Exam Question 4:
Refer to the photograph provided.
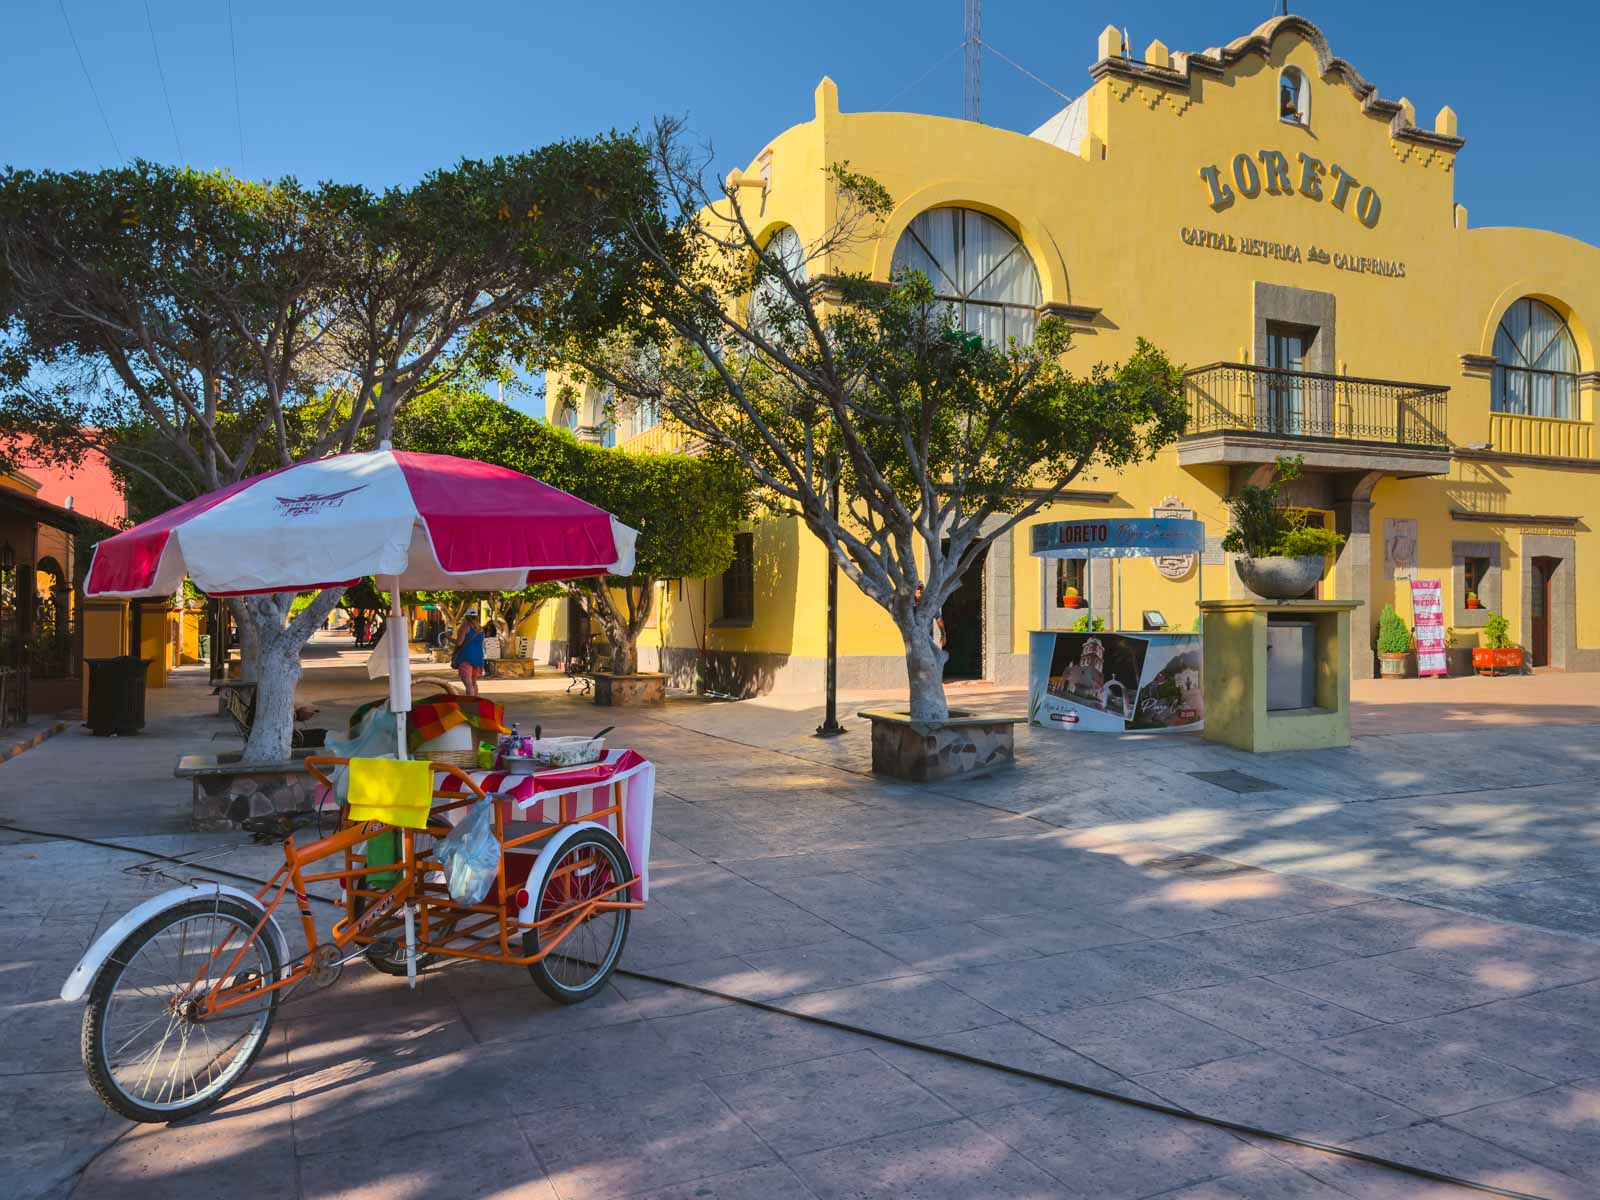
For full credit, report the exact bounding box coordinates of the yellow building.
[539,15,1600,693]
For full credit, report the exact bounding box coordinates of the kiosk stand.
[1197,599,1362,753]
[1028,518,1207,733]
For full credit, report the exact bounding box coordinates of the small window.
[1053,559,1086,609]
[1279,67,1309,127]
[720,532,755,624]
[1464,556,1490,598]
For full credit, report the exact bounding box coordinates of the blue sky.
[7,3,1597,412]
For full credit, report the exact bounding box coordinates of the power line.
[981,39,1075,106]
[143,0,185,163]
[226,0,245,175]
[885,42,964,108]
[58,0,124,163]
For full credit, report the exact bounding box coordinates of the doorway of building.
[940,542,987,680]
[1531,556,1559,667]
[1265,321,1314,434]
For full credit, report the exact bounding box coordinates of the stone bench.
[177,749,321,831]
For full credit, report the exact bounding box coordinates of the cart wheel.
[353,894,437,977]
[81,898,280,1123]
[523,828,632,1004]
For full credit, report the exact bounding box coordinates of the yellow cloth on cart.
[346,757,433,830]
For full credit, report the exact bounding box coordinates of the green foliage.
[0,140,660,516]
[1376,604,1412,654]
[1466,590,1478,601]
[1220,456,1346,559]
[1274,525,1346,558]
[1070,614,1106,633]
[1483,611,1513,649]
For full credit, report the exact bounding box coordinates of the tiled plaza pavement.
[1,650,1597,1198]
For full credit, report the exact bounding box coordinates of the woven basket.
[416,747,478,769]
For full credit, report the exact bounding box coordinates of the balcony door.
[1266,322,1311,435]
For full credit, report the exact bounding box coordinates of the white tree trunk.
[900,618,949,721]
[240,589,346,765]
[228,597,259,683]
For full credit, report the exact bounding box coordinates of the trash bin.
[85,656,151,736]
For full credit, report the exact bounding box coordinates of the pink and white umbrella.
[85,447,637,754]
[86,448,635,598]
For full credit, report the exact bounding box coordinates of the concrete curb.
[0,721,69,763]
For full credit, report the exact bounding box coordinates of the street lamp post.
[815,465,845,738]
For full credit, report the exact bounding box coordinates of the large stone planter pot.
[491,657,537,680]
[1233,555,1324,600]
[1377,651,1410,679]
[590,671,666,706]
[859,708,1021,782]
[1445,646,1475,677]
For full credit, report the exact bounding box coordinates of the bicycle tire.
[82,898,281,1123]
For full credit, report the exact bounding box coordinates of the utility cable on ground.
[0,820,1555,1200]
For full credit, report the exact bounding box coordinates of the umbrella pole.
[384,576,410,760]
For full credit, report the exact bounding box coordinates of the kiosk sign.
[1411,579,1447,677]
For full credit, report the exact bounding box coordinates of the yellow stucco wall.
[556,16,1600,685]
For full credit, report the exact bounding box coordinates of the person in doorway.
[452,612,486,697]
[913,585,947,654]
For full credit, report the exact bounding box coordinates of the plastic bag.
[324,703,402,805]
[436,798,501,907]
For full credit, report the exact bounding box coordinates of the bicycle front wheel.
[82,898,282,1123]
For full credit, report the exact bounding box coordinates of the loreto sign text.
[1199,151,1381,228]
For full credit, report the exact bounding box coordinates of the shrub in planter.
[1223,457,1346,599]
[1071,614,1105,633]
[1376,604,1412,678]
[1465,590,1480,609]
[1061,586,1083,609]
[1472,611,1523,674]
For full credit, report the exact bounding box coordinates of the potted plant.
[1071,613,1105,633]
[1465,590,1481,610]
[1376,604,1412,678]
[1061,586,1084,609]
[1471,612,1523,675]
[1221,456,1347,599]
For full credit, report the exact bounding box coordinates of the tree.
[395,388,751,675]
[486,583,564,657]
[563,120,1187,720]
[0,141,658,761]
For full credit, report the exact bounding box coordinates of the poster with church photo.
[1041,633,1150,730]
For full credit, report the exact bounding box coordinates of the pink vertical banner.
[1411,579,1447,677]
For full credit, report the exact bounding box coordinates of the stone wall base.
[188,765,316,832]
[860,709,1020,782]
[591,672,666,706]
[490,658,537,679]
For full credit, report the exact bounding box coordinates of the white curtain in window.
[1492,298,1579,418]
[749,226,809,344]
[891,208,1042,347]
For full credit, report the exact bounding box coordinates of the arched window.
[890,208,1042,346]
[1492,298,1579,418]
[749,226,807,343]
[1279,67,1309,127]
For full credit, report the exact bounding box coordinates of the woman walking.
[453,611,487,697]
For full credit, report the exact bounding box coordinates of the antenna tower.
[963,0,981,121]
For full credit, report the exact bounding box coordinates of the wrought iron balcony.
[1183,363,1450,450]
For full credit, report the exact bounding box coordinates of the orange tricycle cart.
[60,446,649,1123]
[60,748,655,1123]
